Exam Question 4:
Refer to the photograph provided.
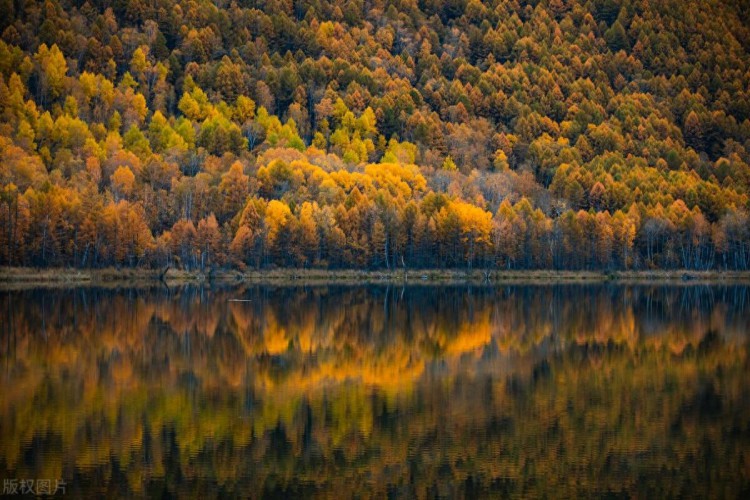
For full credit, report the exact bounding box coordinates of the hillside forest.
[1,0,750,271]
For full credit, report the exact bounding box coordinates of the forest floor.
[1,266,750,289]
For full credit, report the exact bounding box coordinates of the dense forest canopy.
[1,0,750,269]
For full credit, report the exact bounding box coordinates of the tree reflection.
[1,285,749,497]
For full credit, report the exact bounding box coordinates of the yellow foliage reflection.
[1,285,749,497]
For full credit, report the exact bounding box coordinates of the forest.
[1,0,750,270]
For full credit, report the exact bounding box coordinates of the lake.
[1,284,749,497]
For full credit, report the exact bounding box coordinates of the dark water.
[1,284,750,498]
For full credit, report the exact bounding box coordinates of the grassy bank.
[1,266,750,288]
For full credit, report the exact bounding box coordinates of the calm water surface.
[1,284,749,498]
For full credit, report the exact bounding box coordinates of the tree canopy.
[1,0,750,270]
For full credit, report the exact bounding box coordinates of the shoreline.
[1,267,749,288]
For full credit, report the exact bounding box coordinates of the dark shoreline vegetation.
[1,1,750,273]
[2,266,750,288]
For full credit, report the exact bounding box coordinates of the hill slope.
[1,0,749,269]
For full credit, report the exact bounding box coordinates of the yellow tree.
[111,165,135,200]
[297,202,320,265]
[34,43,68,105]
[219,161,249,222]
[264,200,293,265]
[494,199,524,269]
[452,200,493,268]
[197,214,222,270]
[102,200,153,266]
[230,197,267,268]
[169,219,198,270]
